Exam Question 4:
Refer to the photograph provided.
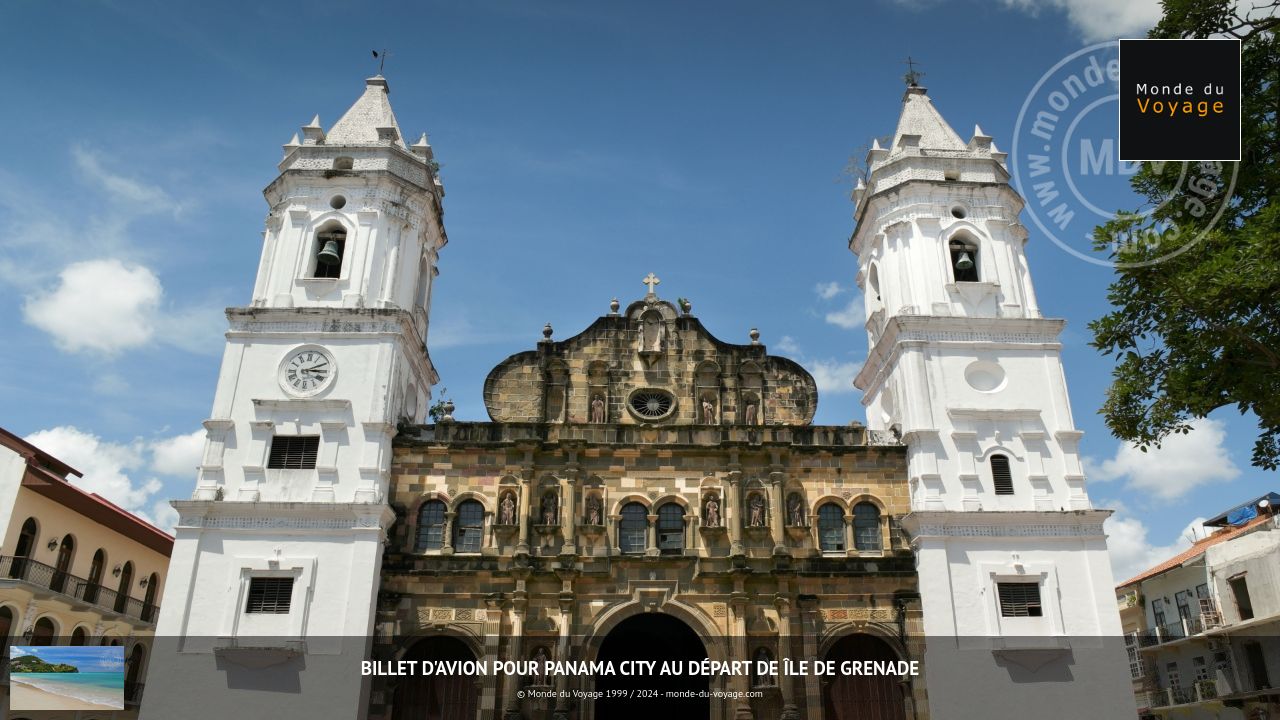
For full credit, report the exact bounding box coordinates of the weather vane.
[904,56,924,87]
[372,48,389,75]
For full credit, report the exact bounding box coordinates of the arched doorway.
[595,613,710,718]
[391,635,477,720]
[822,634,908,720]
[142,573,159,622]
[0,606,13,659]
[10,518,37,579]
[50,535,75,593]
[114,561,133,614]
[30,617,55,646]
[85,549,106,604]
[125,644,145,703]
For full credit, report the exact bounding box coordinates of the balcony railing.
[0,556,158,624]
[1147,680,1221,708]
[1139,609,1225,647]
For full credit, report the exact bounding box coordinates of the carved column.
[799,596,823,713]
[552,581,575,720]
[729,593,755,720]
[775,595,800,720]
[562,460,579,556]
[646,513,660,557]
[726,471,744,557]
[441,511,457,555]
[503,592,528,720]
[768,470,786,555]
[845,512,857,557]
[516,469,533,556]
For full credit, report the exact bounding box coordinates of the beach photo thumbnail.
[9,645,125,711]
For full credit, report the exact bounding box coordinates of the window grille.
[997,582,1042,617]
[619,503,648,554]
[416,500,446,551]
[991,455,1014,495]
[267,436,319,470]
[246,577,294,614]
[452,500,484,553]
[853,503,881,551]
[657,503,685,554]
[818,504,845,552]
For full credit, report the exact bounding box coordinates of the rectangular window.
[997,582,1043,617]
[1152,598,1167,627]
[267,436,319,470]
[1176,590,1193,621]
[245,577,294,614]
[1193,656,1210,682]
[1229,575,1255,620]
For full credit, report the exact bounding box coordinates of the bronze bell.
[317,239,342,266]
[955,251,974,271]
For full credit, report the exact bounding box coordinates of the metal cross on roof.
[904,56,924,87]
[642,272,661,295]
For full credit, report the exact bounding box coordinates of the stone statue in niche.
[788,494,805,526]
[743,399,758,425]
[531,647,549,685]
[590,394,606,423]
[701,399,717,424]
[749,494,766,527]
[704,496,721,528]
[641,313,665,353]
[754,648,775,685]
[541,492,558,525]
[500,492,517,525]
[585,495,602,525]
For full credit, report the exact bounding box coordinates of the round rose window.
[628,389,675,421]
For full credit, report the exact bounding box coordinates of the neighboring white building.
[1119,493,1280,720]
[851,85,1135,719]
[139,76,446,720]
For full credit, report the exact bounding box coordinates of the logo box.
[1119,38,1241,161]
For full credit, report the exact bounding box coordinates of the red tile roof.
[2,426,173,555]
[1117,513,1273,588]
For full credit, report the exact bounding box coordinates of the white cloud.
[808,359,860,395]
[23,259,162,354]
[24,426,160,514]
[150,429,205,477]
[1087,418,1240,501]
[775,335,802,355]
[71,145,173,208]
[22,426,199,533]
[814,281,844,300]
[999,0,1161,42]
[1106,509,1208,583]
[824,296,865,330]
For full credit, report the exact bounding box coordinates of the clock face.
[280,347,335,396]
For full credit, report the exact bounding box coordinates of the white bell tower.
[851,85,1135,719]
[141,76,446,720]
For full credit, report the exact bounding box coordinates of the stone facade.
[370,292,926,720]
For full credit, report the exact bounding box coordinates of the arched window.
[853,503,882,551]
[657,503,685,554]
[452,500,484,553]
[86,549,107,604]
[949,236,979,282]
[70,626,88,645]
[115,561,133,614]
[619,503,648,554]
[0,606,13,661]
[142,573,160,622]
[9,517,37,579]
[991,454,1014,495]
[50,534,75,593]
[415,500,447,551]
[818,503,846,553]
[126,644,146,695]
[868,263,881,302]
[312,224,346,279]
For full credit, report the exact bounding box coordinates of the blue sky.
[10,646,125,673]
[0,0,1271,581]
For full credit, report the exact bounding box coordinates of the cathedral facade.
[371,290,924,720]
[139,74,1136,720]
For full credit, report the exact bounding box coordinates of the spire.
[326,76,408,150]
[891,86,965,152]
